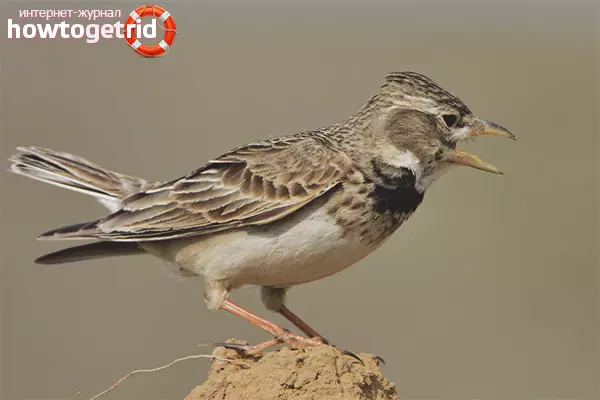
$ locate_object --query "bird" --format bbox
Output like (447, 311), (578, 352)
(8, 71), (515, 358)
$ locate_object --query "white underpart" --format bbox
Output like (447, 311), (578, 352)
(141, 203), (379, 289)
(159, 260), (200, 281)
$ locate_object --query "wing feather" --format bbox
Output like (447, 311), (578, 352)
(81, 135), (350, 241)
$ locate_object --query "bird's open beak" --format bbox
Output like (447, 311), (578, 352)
(450, 119), (516, 174)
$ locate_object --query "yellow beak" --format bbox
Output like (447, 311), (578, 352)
(475, 120), (517, 140)
(450, 119), (516, 174)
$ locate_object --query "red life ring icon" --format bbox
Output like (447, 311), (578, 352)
(125, 5), (176, 57)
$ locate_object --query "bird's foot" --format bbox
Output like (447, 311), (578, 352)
(279, 333), (372, 365)
(216, 330), (364, 364)
(216, 300), (365, 364)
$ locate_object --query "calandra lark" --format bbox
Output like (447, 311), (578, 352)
(9, 72), (514, 357)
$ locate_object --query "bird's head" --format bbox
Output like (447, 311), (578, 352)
(367, 71), (515, 192)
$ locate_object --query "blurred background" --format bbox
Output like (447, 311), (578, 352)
(1, 1), (598, 399)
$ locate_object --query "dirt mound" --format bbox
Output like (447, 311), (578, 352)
(185, 340), (397, 400)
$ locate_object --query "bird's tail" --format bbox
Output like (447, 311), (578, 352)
(8, 147), (153, 264)
(9, 146), (152, 211)
(35, 241), (146, 264)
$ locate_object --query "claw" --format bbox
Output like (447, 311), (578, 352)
(340, 348), (364, 365)
(213, 342), (249, 351)
(216, 340), (366, 365)
(375, 355), (386, 365)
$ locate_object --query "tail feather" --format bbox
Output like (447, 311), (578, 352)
(9, 147), (153, 211)
(35, 242), (146, 265)
(38, 220), (101, 240)
(8, 146), (162, 243)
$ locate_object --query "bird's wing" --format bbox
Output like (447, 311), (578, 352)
(46, 135), (350, 241)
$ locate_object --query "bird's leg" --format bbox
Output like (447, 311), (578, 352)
(205, 283), (323, 353)
(218, 299), (325, 354)
(218, 297), (364, 363)
(259, 287), (373, 364)
(260, 286), (328, 341)
(278, 304), (328, 342)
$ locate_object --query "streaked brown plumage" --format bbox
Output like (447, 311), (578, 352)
(8, 71), (515, 358)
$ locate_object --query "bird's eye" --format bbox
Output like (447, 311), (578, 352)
(442, 114), (459, 128)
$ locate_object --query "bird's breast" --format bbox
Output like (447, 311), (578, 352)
(367, 160), (425, 214)
(328, 165), (424, 246)
(144, 190), (378, 288)
(368, 182), (424, 215)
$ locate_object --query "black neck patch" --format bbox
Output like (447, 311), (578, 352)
(369, 160), (425, 215)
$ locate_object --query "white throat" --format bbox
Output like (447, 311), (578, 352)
(385, 149), (422, 181)
(383, 148), (446, 193)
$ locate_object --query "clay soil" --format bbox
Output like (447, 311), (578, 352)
(185, 340), (397, 400)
